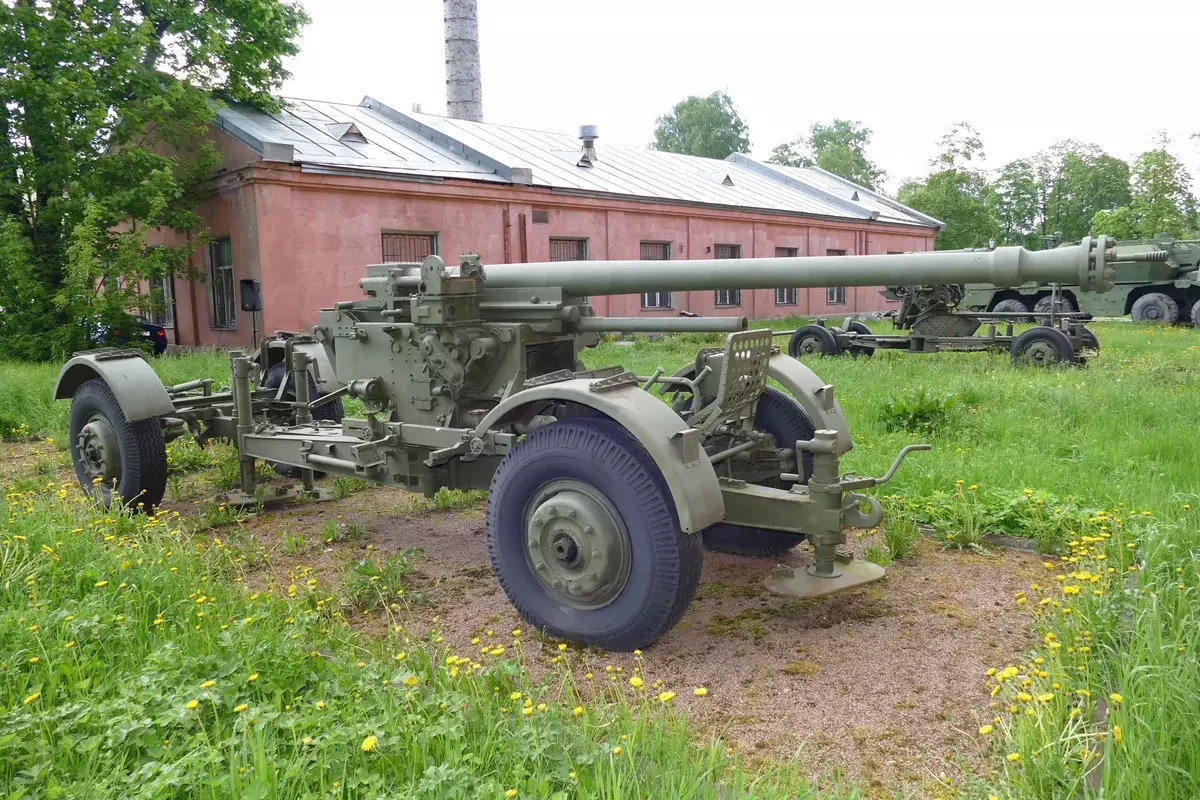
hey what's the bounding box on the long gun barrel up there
[474,237,1136,295]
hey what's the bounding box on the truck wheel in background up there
[486,416,702,651]
[1130,292,1179,323]
[68,379,167,510]
[1010,327,1075,365]
[992,298,1032,322]
[701,388,815,557]
[788,324,841,358]
[1185,299,1200,327]
[1034,295,1076,314]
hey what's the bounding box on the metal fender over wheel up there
[1130,292,1179,323]
[486,416,703,651]
[701,388,815,557]
[1080,327,1100,352]
[1010,326,1074,365]
[68,379,167,510]
[788,324,841,358]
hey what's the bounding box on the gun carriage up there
[53,237,1120,649]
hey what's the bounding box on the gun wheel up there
[486,417,702,651]
[788,324,841,358]
[1010,326,1074,365]
[68,379,167,511]
[702,388,815,557]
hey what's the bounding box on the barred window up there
[150,274,174,327]
[381,232,438,263]
[209,238,235,329]
[826,286,847,304]
[549,238,587,261]
[639,242,672,309]
[713,244,741,306]
[774,248,798,305]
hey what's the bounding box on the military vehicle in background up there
[962,234,1200,324]
[51,237,1121,650]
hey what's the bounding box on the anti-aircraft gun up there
[788,239,1166,363]
[51,237,1120,651]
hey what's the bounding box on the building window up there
[639,241,672,309]
[549,238,587,261]
[712,244,741,306]
[774,248,798,305]
[209,237,235,330]
[150,274,174,327]
[550,238,589,301]
[381,232,438,263]
[827,287,847,305]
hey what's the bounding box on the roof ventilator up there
[326,122,368,144]
[577,124,599,168]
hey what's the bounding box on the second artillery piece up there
[52,237,1119,651]
[786,237,1164,365]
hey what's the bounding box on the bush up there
[880,386,957,433]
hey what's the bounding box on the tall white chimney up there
[444,0,483,122]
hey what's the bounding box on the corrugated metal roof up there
[212,96,941,229]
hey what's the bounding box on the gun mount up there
[50,237,1121,650]
[788,236,1161,363]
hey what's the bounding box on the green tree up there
[1043,143,1130,240]
[1092,135,1197,239]
[651,90,750,160]
[988,159,1040,247]
[766,119,886,189]
[0,0,308,360]
[897,123,999,250]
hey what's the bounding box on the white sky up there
[284,0,1200,195]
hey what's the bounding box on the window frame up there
[826,286,847,305]
[712,244,742,307]
[381,231,440,264]
[639,241,673,310]
[149,273,175,328]
[209,237,236,330]
[774,248,799,305]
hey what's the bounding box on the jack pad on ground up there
[214,484,335,509]
[764,559,886,599]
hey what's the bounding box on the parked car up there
[88,318,169,355]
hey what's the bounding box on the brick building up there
[150,96,942,347]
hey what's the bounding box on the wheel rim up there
[523,479,632,609]
[1021,340,1059,363]
[795,335,824,356]
[77,412,120,495]
[1144,305,1163,320]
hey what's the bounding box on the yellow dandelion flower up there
[1039,693,1054,703]
[22,692,40,705]
[693,687,708,697]
[522,707,533,717]
[629,676,644,689]
[94,580,108,588]
[573,706,583,716]
[185,699,199,710]
[248,673,259,682]
[585,672,593,680]
[1109,692,1123,705]
[658,691,676,703]
[302,736,314,745]
[404,675,418,687]
[505,790,517,799]
[315,700,326,710]
[1113,725,1123,744]
[612,746,622,756]
[1006,752,1021,762]
[361,735,378,752]
[234,703,248,713]
[200,680,216,689]
[569,771,577,780]
[511,628,521,637]
[979,725,993,735]
[509,691,522,701]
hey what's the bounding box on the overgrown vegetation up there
[2,318,1199,797]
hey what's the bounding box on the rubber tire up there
[486,417,702,651]
[262,363,344,478]
[1130,292,1179,324]
[1034,295,1075,314]
[1189,299,1200,327]
[68,379,167,511]
[1010,326,1075,365]
[992,297,1031,322]
[788,324,841,358]
[845,321,874,358]
[701,388,815,557]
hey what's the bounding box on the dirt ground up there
[218,482,1041,793]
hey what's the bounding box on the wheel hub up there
[77,414,120,484]
[524,479,631,609]
[1022,341,1058,363]
[796,335,823,355]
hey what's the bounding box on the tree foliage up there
[1093,135,1197,239]
[0,0,308,360]
[897,123,998,250]
[987,159,1040,247]
[651,91,750,160]
[767,119,885,189]
[1043,143,1131,241]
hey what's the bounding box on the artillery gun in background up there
[961,234,1200,325]
[52,238,1120,651]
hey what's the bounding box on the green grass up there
[3,319,1199,798]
